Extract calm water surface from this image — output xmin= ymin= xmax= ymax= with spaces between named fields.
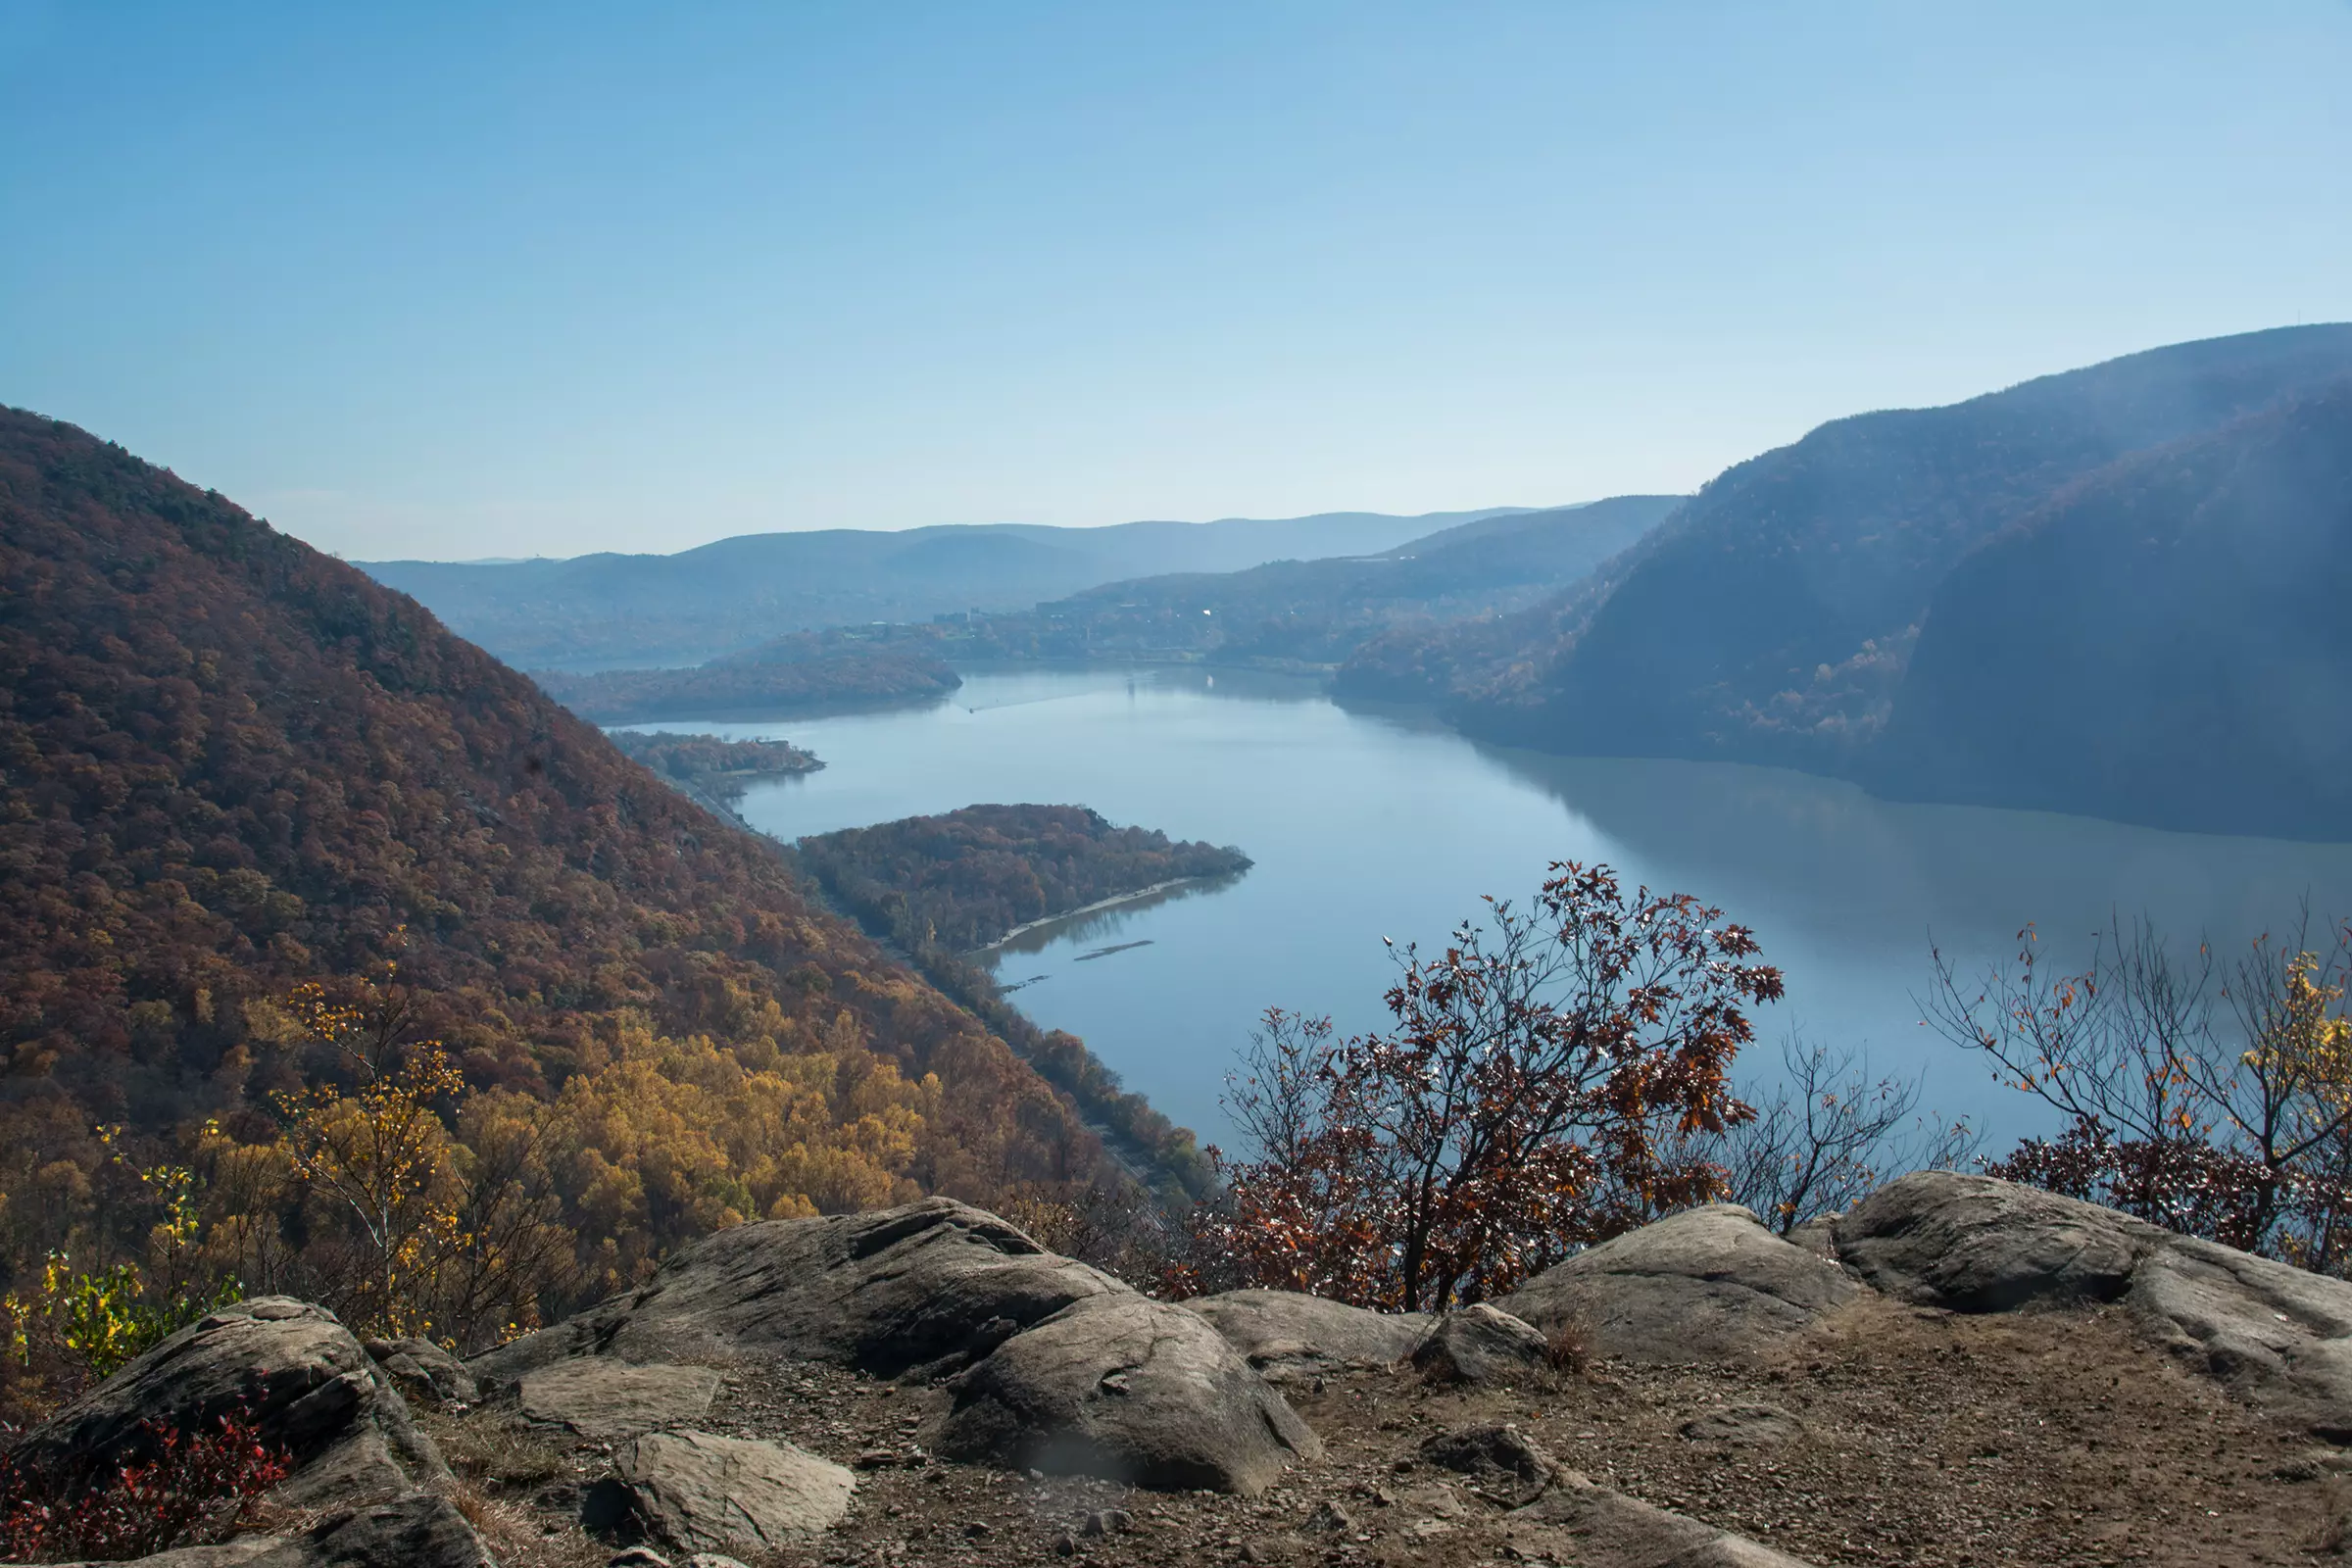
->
xmin=628 ymin=667 xmax=2352 ymax=1147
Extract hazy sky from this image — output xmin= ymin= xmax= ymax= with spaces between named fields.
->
xmin=4 ymin=3 xmax=2348 ymax=562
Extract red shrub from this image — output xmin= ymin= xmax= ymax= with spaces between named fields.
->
xmin=0 ymin=1409 xmax=290 ymax=1561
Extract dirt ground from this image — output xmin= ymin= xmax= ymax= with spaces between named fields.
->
xmin=429 ymin=1295 xmax=2352 ymax=1568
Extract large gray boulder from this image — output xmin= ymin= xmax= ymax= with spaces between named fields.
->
xmin=50 ymin=1494 xmax=496 ymax=1568
xmin=469 ymin=1198 xmax=1321 ymax=1494
xmin=1507 ymin=1476 xmax=1817 ymax=1567
xmin=1837 ymin=1170 xmax=2352 ymax=1439
xmin=582 ymin=1430 xmax=855 ymax=1554
xmin=936 ymin=1291 xmax=1323 ymax=1494
xmin=1834 ymin=1171 xmax=2159 ymax=1310
xmin=11 ymin=1298 xmax=450 ymax=1507
xmin=1181 ymin=1289 xmax=1431 ymax=1381
xmin=471 ymin=1197 xmax=1123 ymax=1390
xmin=1409 ymin=1303 xmax=1553 ymax=1387
xmin=1499 ymin=1203 xmax=1863 ymax=1363
xmin=520 ymin=1359 xmax=721 ymax=1440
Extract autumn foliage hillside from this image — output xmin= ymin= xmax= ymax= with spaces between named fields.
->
xmin=0 ymin=408 xmax=1111 ymax=1308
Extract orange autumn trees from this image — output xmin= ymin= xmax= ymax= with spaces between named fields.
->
xmin=1185 ymin=863 xmax=1783 ymax=1312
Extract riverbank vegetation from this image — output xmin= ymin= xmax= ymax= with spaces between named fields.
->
xmin=532 ymin=637 xmax=960 ymax=721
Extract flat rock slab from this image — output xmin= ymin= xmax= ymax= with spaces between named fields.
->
xmin=585 ymin=1429 xmax=855 ymax=1554
xmin=1409 ymin=1303 xmax=1553 ymax=1387
xmin=1681 ymin=1402 xmax=1803 ymax=1446
xmin=11 ymin=1297 xmax=449 ymax=1507
xmin=471 ymin=1197 xmax=1124 ymax=1389
xmin=522 ymin=1359 xmax=721 ymax=1439
xmin=59 ymin=1493 xmax=497 ymax=1568
xmin=1182 ymin=1290 xmax=1430 ymax=1381
xmin=1499 ymin=1203 xmax=1863 ymax=1363
xmin=937 ymin=1291 xmax=1322 ymax=1494
xmin=1837 ymin=1171 xmax=2352 ymax=1440
xmin=1507 ymin=1476 xmax=1818 ymax=1567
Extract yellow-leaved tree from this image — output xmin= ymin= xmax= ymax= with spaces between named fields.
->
xmin=548 ymin=1011 xmax=933 ymax=1298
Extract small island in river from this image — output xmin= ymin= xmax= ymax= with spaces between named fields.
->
xmin=609 ymin=728 xmax=823 ymax=801
xmin=794 ymin=803 xmax=1249 ymax=953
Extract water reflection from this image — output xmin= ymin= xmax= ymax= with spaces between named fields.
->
xmin=1479 ymin=748 xmax=2352 ymax=967
xmin=981 ymin=871 xmax=1250 ymax=959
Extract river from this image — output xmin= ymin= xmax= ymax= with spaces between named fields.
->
xmin=623 ymin=665 xmax=2352 ymax=1150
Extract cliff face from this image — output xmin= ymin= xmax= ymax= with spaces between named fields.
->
xmin=1871 ymin=383 xmax=2352 ymax=838
xmin=0 ymin=406 xmax=1102 ymax=1193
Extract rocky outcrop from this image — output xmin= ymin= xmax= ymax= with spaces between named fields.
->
xmin=1418 ymin=1421 xmax=1559 ymax=1504
xmin=1181 ymin=1290 xmax=1430 ymax=1381
xmin=1834 ymin=1171 xmax=2159 ymax=1311
xmin=521 ymin=1360 xmax=721 ymax=1440
xmin=2129 ymin=1236 xmax=2352 ymax=1440
xmin=362 ymin=1338 xmax=476 ymax=1410
xmin=11 ymin=1298 xmax=449 ymax=1507
xmin=583 ymin=1430 xmax=855 ymax=1554
xmin=1408 ymin=1303 xmax=1553 ymax=1387
xmin=471 ymin=1198 xmax=1123 ymax=1390
xmin=51 ymin=1494 xmax=496 ymax=1568
xmin=1499 ymin=1203 xmax=1862 ymax=1362
xmin=469 ymin=1198 xmax=1318 ymax=1494
xmin=936 ymin=1291 xmax=1323 ymax=1494
xmin=1837 ymin=1170 xmax=2352 ymax=1438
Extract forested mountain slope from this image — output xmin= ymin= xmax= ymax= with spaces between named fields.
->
xmin=1339 ymin=325 xmax=2352 ymax=835
xmin=1873 ymin=382 xmax=2352 ymax=837
xmin=0 ymin=408 xmax=1125 ymax=1291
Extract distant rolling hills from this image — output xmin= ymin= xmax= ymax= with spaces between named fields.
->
xmin=1006 ymin=495 xmax=1685 ymax=669
xmin=360 ymin=506 xmax=1542 ymax=670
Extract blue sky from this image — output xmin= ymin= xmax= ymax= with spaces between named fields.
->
xmin=3 ymin=3 xmax=2347 ymax=561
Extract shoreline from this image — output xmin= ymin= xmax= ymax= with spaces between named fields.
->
xmin=968 ymin=876 xmax=1213 ymax=955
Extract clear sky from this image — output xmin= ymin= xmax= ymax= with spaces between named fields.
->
xmin=4 ymin=3 xmax=2348 ymax=562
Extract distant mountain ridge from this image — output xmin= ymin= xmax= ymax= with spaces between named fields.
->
xmin=1340 ymin=323 xmax=2352 ymax=839
xmin=994 ymin=495 xmax=1685 ymax=670
xmin=361 ymin=507 xmax=1543 ymax=670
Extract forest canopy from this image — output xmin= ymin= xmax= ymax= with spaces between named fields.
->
xmin=0 ymin=407 xmax=1123 ymax=1348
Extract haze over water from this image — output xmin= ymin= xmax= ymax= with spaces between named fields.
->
xmin=649 ymin=667 xmax=2352 ymax=1148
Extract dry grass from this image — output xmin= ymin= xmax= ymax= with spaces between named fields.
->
xmin=1541 ymin=1312 xmax=1592 ymax=1378
xmin=415 ymin=1407 xmax=576 ymax=1490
